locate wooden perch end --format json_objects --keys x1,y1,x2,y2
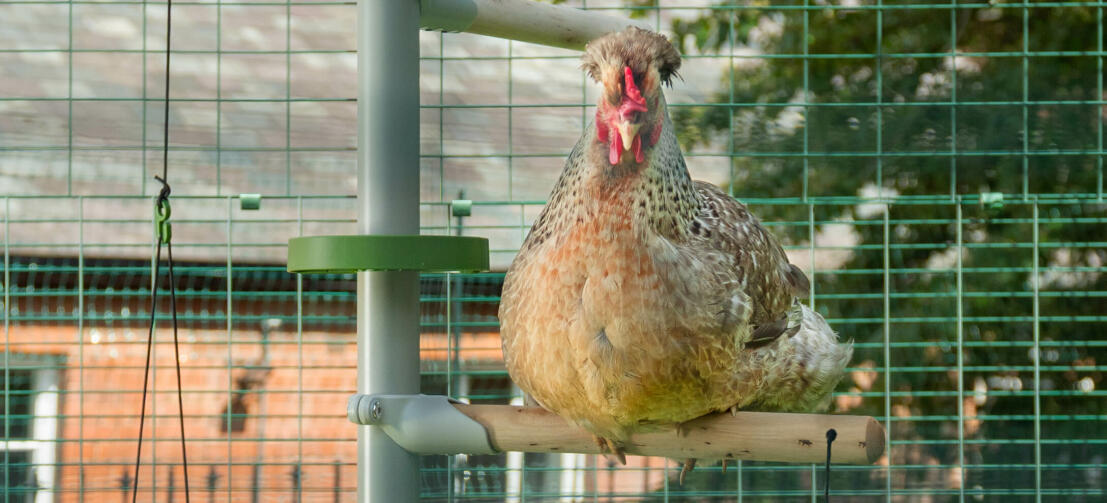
[{"x1": 456, "y1": 404, "x2": 885, "y2": 465}]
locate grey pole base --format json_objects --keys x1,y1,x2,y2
[{"x1": 349, "y1": 394, "x2": 497, "y2": 455}]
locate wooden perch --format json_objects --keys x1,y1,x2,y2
[{"x1": 456, "y1": 404, "x2": 885, "y2": 464}]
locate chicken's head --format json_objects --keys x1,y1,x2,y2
[{"x1": 582, "y1": 27, "x2": 681, "y2": 166}]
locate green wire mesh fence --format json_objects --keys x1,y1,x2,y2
[{"x1": 2, "y1": 0, "x2": 1106, "y2": 501}]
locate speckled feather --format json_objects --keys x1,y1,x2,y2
[{"x1": 499, "y1": 28, "x2": 852, "y2": 444}]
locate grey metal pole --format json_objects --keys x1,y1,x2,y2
[{"x1": 357, "y1": 0, "x2": 421, "y2": 502}]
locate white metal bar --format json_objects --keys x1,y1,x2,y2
[
  {"x1": 420, "y1": 0, "x2": 650, "y2": 51},
  {"x1": 357, "y1": 1, "x2": 422, "y2": 502},
  {"x1": 77, "y1": 197, "x2": 85, "y2": 501},
  {"x1": 31, "y1": 368, "x2": 59, "y2": 503},
  {"x1": 3, "y1": 197, "x2": 10, "y2": 503},
  {"x1": 225, "y1": 196, "x2": 234, "y2": 502}
]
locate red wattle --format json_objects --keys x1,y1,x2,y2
[
  {"x1": 609, "y1": 129, "x2": 622, "y2": 165},
  {"x1": 633, "y1": 134, "x2": 644, "y2": 163}
]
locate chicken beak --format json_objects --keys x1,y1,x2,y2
[{"x1": 616, "y1": 121, "x2": 641, "y2": 152}]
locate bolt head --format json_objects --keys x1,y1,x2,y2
[{"x1": 369, "y1": 399, "x2": 383, "y2": 422}]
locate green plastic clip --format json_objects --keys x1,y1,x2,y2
[
  {"x1": 240, "y1": 193, "x2": 262, "y2": 210},
  {"x1": 155, "y1": 198, "x2": 172, "y2": 244},
  {"x1": 980, "y1": 192, "x2": 1004, "y2": 210},
  {"x1": 451, "y1": 199, "x2": 472, "y2": 217}
]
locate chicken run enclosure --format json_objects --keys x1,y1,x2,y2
[{"x1": 2, "y1": 0, "x2": 1107, "y2": 501}]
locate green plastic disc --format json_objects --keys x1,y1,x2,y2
[{"x1": 287, "y1": 235, "x2": 489, "y2": 274}]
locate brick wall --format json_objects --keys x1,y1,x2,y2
[
  {"x1": 9, "y1": 325, "x2": 675, "y2": 501},
  {"x1": 12, "y1": 325, "x2": 358, "y2": 502}
]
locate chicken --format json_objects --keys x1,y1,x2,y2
[{"x1": 498, "y1": 27, "x2": 852, "y2": 482}]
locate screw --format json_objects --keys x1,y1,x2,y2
[{"x1": 369, "y1": 399, "x2": 383, "y2": 422}]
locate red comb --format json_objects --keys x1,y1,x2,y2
[{"x1": 623, "y1": 67, "x2": 646, "y2": 107}]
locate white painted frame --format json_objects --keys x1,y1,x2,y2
[{"x1": 1, "y1": 366, "x2": 59, "y2": 503}]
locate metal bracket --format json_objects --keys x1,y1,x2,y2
[{"x1": 348, "y1": 394, "x2": 497, "y2": 455}]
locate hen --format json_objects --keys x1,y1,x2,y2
[{"x1": 498, "y1": 27, "x2": 852, "y2": 482}]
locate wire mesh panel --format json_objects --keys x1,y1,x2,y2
[
  {"x1": 1, "y1": 196, "x2": 361, "y2": 502},
  {"x1": 2, "y1": 0, "x2": 1106, "y2": 502},
  {"x1": 2, "y1": 0, "x2": 362, "y2": 499}
]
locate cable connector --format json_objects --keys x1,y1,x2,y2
[{"x1": 154, "y1": 175, "x2": 172, "y2": 245}]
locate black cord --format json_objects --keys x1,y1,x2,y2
[
  {"x1": 132, "y1": 0, "x2": 190, "y2": 499},
  {"x1": 160, "y1": 0, "x2": 172, "y2": 183},
  {"x1": 824, "y1": 428, "x2": 837, "y2": 502},
  {"x1": 131, "y1": 233, "x2": 162, "y2": 503},
  {"x1": 166, "y1": 222, "x2": 191, "y2": 501}
]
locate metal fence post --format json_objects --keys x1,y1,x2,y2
[{"x1": 357, "y1": 1, "x2": 421, "y2": 502}]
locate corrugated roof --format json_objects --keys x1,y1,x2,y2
[{"x1": 0, "y1": 5, "x2": 726, "y2": 270}]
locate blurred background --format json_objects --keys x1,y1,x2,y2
[{"x1": 1, "y1": 0, "x2": 1105, "y2": 501}]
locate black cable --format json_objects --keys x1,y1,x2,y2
[
  {"x1": 160, "y1": 0, "x2": 172, "y2": 183},
  {"x1": 131, "y1": 233, "x2": 162, "y2": 503},
  {"x1": 825, "y1": 428, "x2": 837, "y2": 502},
  {"x1": 131, "y1": 0, "x2": 190, "y2": 498},
  {"x1": 166, "y1": 226, "x2": 191, "y2": 502}
]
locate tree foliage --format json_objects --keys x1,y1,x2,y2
[{"x1": 657, "y1": 3, "x2": 1106, "y2": 498}]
